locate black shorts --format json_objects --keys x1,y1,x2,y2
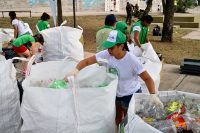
[{"x1": 116, "y1": 88, "x2": 142, "y2": 109}]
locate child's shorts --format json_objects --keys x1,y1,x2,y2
[
  {"x1": 116, "y1": 88, "x2": 142, "y2": 110},
  {"x1": 13, "y1": 45, "x2": 28, "y2": 53}
]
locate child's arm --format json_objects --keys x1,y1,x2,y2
[
  {"x1": 139, "y1": 71, "x2": 155, "y2": 94},
  {"x1": 31, "y1": 42, "x2": 36, "y2": 55},
  {"x1": 66, "y1": 55, "x2": 97, "y2": 78},
  {"x1": 76, "y1": 55, "x2": 97, "y2": 70}
]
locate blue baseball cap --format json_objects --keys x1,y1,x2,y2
[{"x1": 105, "y1": 14, "x2": 117, "y2": 26}]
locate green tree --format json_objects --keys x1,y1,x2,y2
[{"x1": 176, "y1": 0, "x2": 197, "y2": 13}]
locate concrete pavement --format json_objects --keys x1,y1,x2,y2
[
  {"x1": 182, "y1": 28, "x2": 200, "y2": 40},
  {"x1": 159, "y1": 64, "x2": 200, "y2": 94}
]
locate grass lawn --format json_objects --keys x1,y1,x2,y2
[{"x1": 1, "y1": 15, "x2": 200, "y2": 65}]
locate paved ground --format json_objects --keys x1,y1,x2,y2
[
  {"x1": 159, "y1": 64, "x2": 200, "y2": 94},
  {"x1": 182, "y1": 28, "x2": 200, "y2": 40}
]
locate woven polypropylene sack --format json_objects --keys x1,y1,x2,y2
[
  {"x1": 21, "y1": 60, "x2": 118, "y2": 133},
  {"x1": 41, "y1": 26, "x2": 84, "y2": 62},
  {"x1": 0, "y1": 59, "x2": 21, "y2": 133}
]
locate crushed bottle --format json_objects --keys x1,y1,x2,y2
[
  {"x1": 150, "y1": 115, "x2": 194, "y2": 133},
  {"x1": 137, "y1": 98, "x2": 167, "y2": 121},
  {"x1": 166, "y1": 101, "x2": 182, "y2": 114},
  {"x1": 49, "y1": 79, "x2": 68, "y2": 89},
  {"x1": 39, "y1": 79, "x2": 68, "y2": 89},
  {"x1": 150, "y1": 119, "x2": 177, "y2": 133}
]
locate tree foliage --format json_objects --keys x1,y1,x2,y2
[{"x1": 176, "y1": 0, "x2": 197, "y2": 13}]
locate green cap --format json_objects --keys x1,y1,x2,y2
[
  {"x1": 103, "y1": 30, "x2": 126, "y2": 49},
  {"x1": 115, "y1": 21, "x2": 128, "y2": 33}
]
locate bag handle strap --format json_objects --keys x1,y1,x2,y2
[
  {"x1": 67, "y1": 76, "x2": 80, "y2": 133},
  {"x1": 12, "y1": 55, "x2": 36, "y2": 78},
  {"x1": 77, "y1": 25, "x2": 83, "y2": 31}
]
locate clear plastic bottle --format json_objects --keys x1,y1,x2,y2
[
  {"x1": 190, "y1": 115, "x2": 200, "y2": 133},
  {"x1": 40, "y1": 79, "x2": 54, "y2": 87},
  {"x1": 137, "y1": 99, "x2": 167, "y2": 120},
  {"x1": 151, "y1": 119, "x2": 177, "y2": 133},
  {"x1": 191, "y1": 122, "x2": 200, "y2": 133},
  {"x1": 151, "y1": 115, "x2": 194, "y2": 133},
  {"x1": 35, "y1": 45, "x2": 43, "y2": 63},
  {"x1": 49, "y1": 79, "x2": 68, "y2": 89}
]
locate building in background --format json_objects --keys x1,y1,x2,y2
[{"x1": 0, "y1": 0, "x2": 162, "y2": 14}]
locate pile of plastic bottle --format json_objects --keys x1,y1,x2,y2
[
  {"x1": 40, "y1": 79, "x2": 68, "y2": 89},
  {"x1": 136, "y1": 94, "x2": 200, "y2": 133}
]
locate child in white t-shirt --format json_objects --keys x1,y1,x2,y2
[
  {"x1": 67, "y1": 30, "x2": 163, "y2": 126},
  {"x1": 9, "y1": 11, "x2": 32, "y2": 38}
]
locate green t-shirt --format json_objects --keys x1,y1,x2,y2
[
  {"x1": 12, "y1": 34, "x2": 35, "y2": 47},
  {"x1": 37, "y1": 20, "x2": 49, "y2": 32},
  {"x1": 130, "y1": 21, "x2": 149, "y2": 45},
  {"x1": 96, "y1": 25, "x2": 114, "y2": 52}
]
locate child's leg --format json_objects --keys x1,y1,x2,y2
[
  {"x1": 115, "y1": 101, "x2": 124, "y2": 126},
  {"x1": 13, "y1": 45, "x2": 31, "y2": 58},
  {"x1": 115, "y1": 94, "x2": 133, "y2": 126},
  {"x1": 18, "y1": 49, "x2": 31, "y2": 58}
]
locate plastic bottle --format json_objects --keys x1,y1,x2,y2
[
  {"x1": 190, "y1": 115, "x2": 200, "y2": 133},
  {"x1": 151, "y1": 119, "x2": 177, "y2": 133},
  {"x1": 151, "y1": 115, "x2": 194, "y2": 133},
  {"x1": 172, "y1": 115, "x2": 192, "y2": 133},
  {"x1": 137, "y1": 99, "x2": 167, "y2": 120},
  {"x1": 191, "y1": 122, "x2": 200, "y2": 133},
  {"x1": 49, "y1": 79, "x2": 68, "y2": 89},
  {"x1": 35, "y1": 45, "x2": 43, "y2": 63},
  {"x1": 40, "y1": 79, "x2": 54, "y2": 87}
]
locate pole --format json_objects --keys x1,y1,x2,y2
[
  {"x1": 57, "y1": 0, "x2": 63, "y2": 26},
  {"x1": 73, "y1": 0, "x2": 76, "y2": 28}
]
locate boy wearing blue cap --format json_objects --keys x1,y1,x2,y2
[
  {"x1": 68, "y1": 30, "x2": 163, "y2": 126},
  {"x1": 96, "y1": 14, "x2": 117, "y2": 52}
]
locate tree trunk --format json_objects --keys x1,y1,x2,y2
[
  {"x1": 162, "y1": 0, "x2": 166, "y2": 14},
  {"x1": 57, "y1": 0, "x2": 63, "y2": 26},
  {"x1": 144, "y1": 0, "x2": 153, "y2": 16},
  {"x1": 161, "y1": 0, "x2": 175, "y2": 42}
]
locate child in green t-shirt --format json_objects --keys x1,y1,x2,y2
[
  {"x1": 12, "y1": 34, "x2": 44, "y2": 59},
  {"x1": 12, "y1": 34, "x2": 44, "y2": 75},
  {"x1": 36, "y1": 12, "x2": 50, "y2": 33}
]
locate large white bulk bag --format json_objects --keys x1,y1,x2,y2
[
  {"x1": 21, "y1": 60, "x2": 118, "y2": 133},
  {"x1": 0, "y1": 54, "x2": 5, "y2": 60},
  {"x1": 0, "y1": 28, "x2": 14, "y2": 52},
  {"x1": 41, "y1": 26, "x2": 84, "y2": 62},
  {"x1": 0, "y1": 28, "x2": 14, "y2": 43},
  {"x1": 0, "y1": 58, "x2": 21, "y2": 133},
  {"x1": 128, "y1": 42, "x2": 162, "y2": 93}
]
